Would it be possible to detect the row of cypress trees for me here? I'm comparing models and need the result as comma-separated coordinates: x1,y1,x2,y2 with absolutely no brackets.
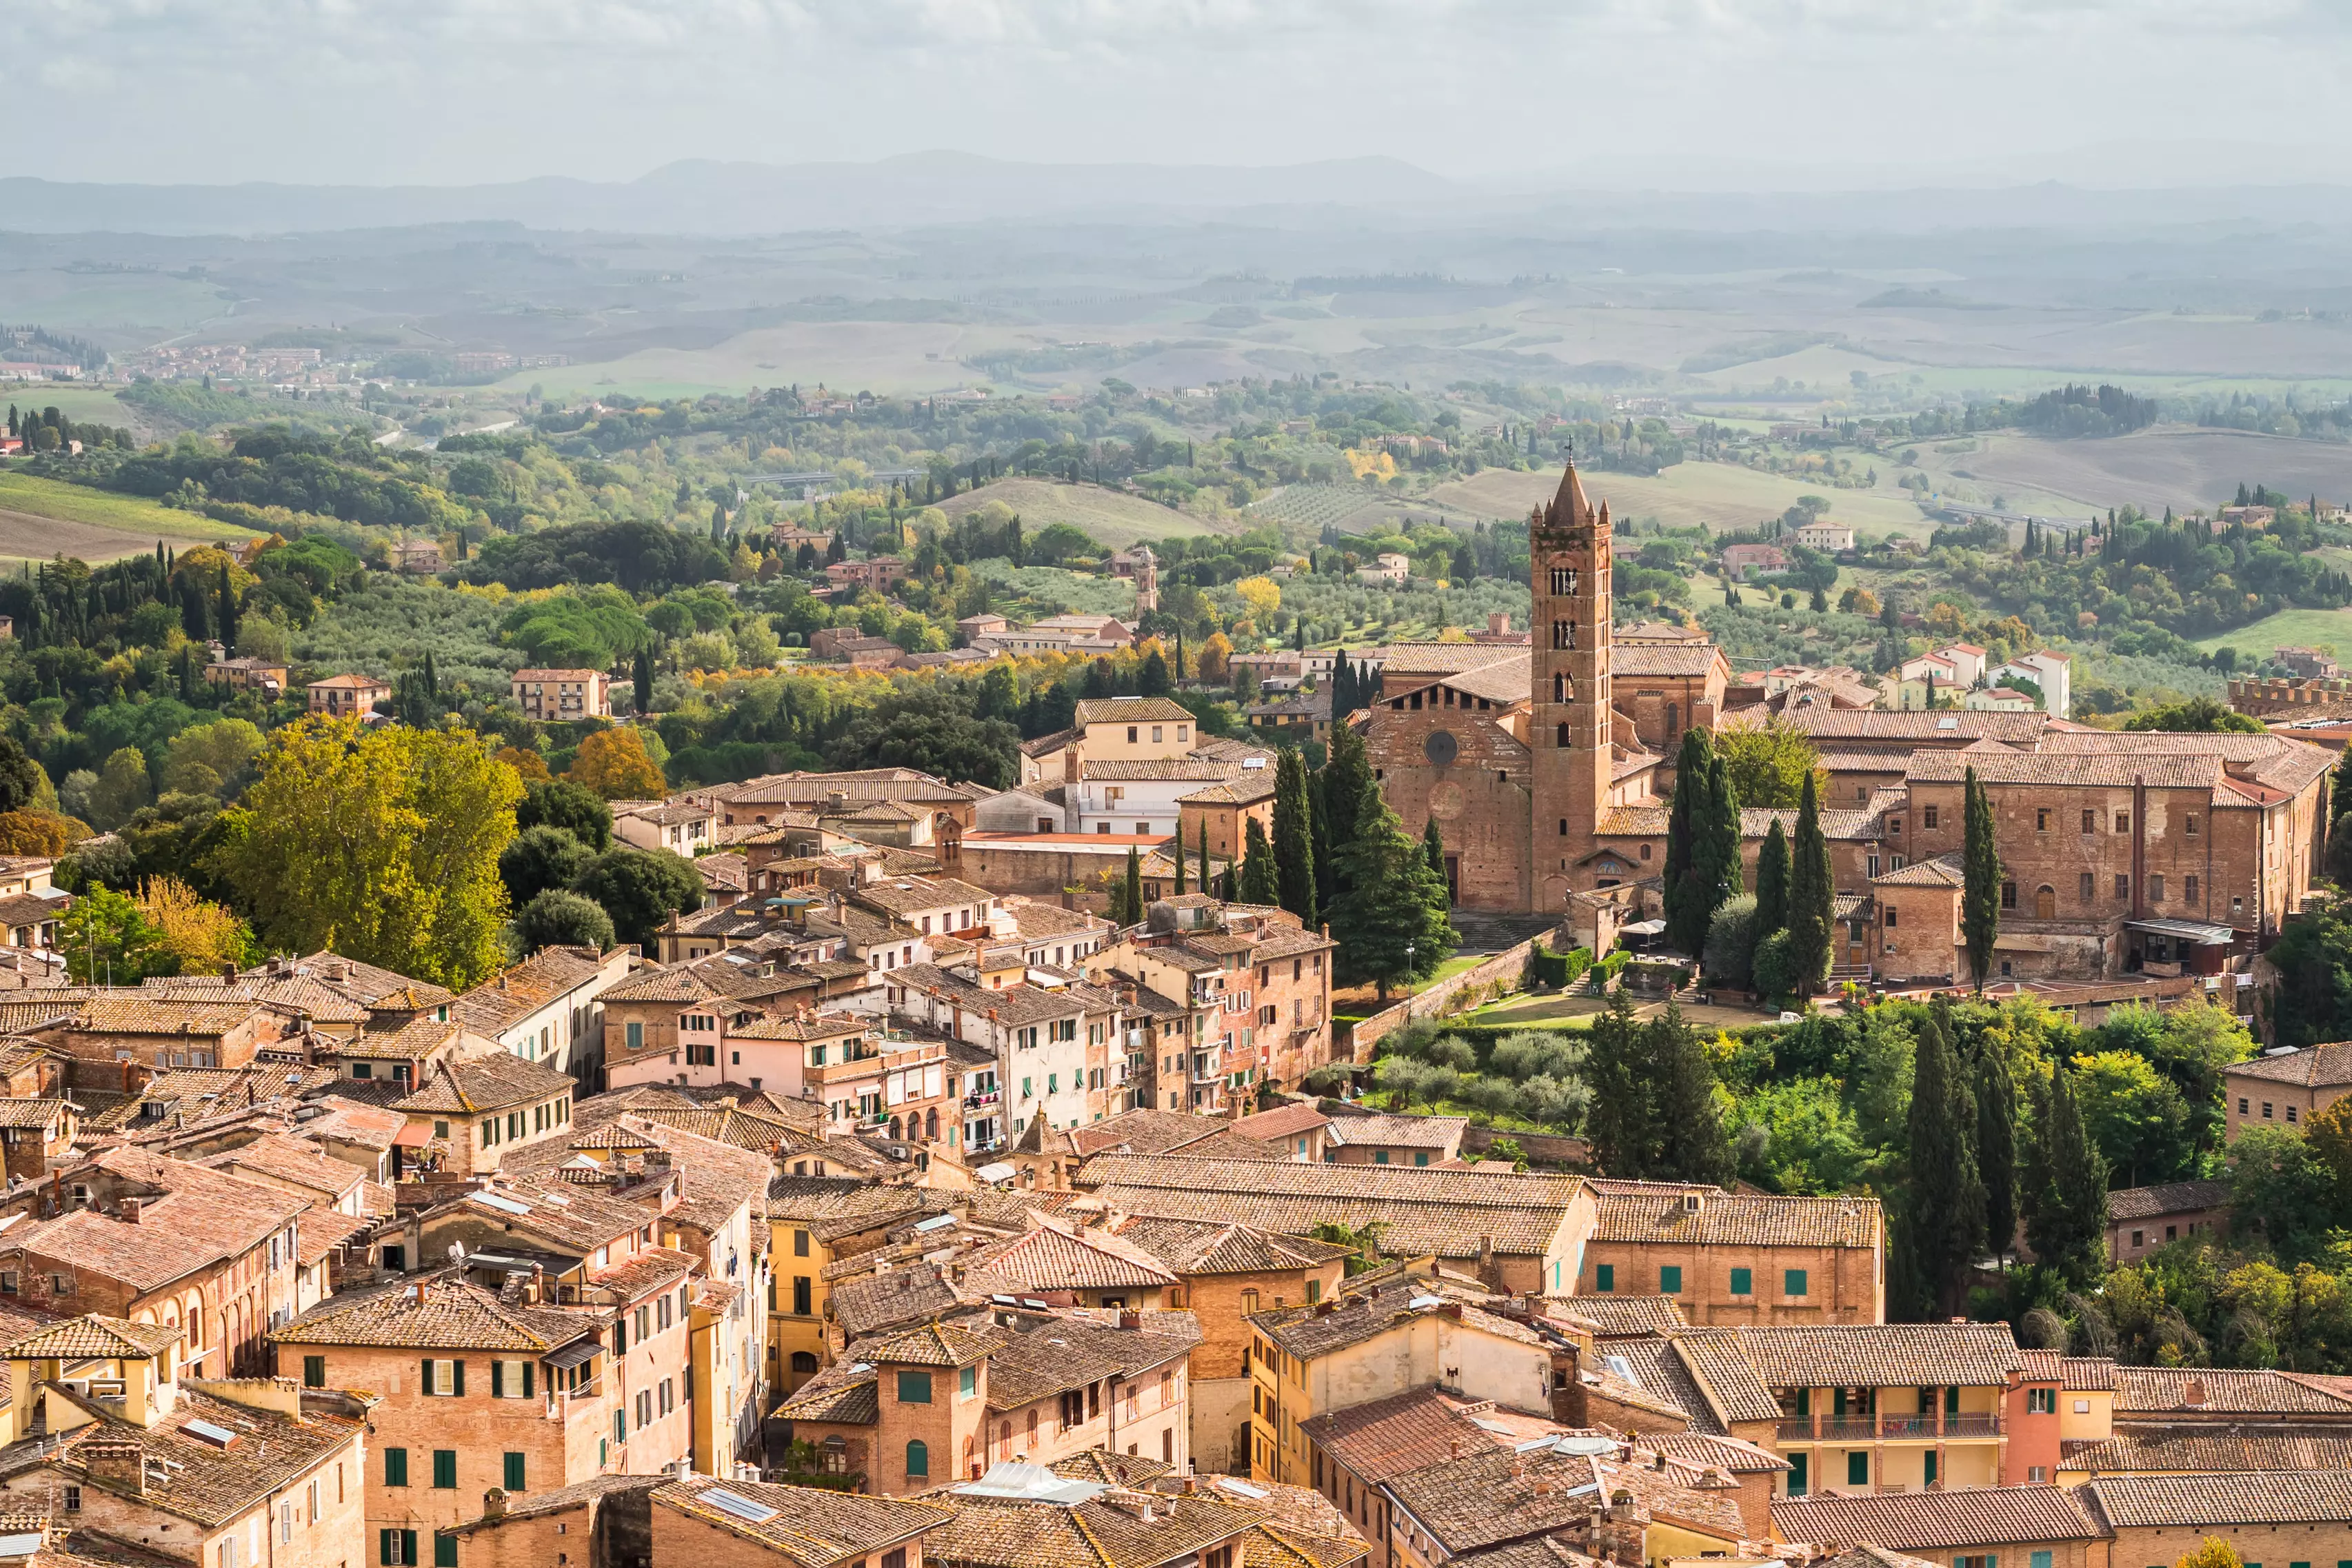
1663,729,1837,994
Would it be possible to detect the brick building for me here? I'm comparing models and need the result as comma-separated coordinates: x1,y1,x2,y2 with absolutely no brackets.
0,1316,371,1568
1771,1485,2105,1568
2224,1041,2352,1140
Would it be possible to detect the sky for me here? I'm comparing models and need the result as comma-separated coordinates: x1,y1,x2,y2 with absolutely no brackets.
16,0,2352,190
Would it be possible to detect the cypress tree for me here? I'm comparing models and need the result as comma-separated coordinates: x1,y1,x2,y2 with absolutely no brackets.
1904,1007,1986,1318
1651,1001,1734,1185
1272,748,1316,924
217,563,239,653
1753,817,1791,941
1785,771,1834,996
1119,845,1143,926
1173,824,1187,896
634,645,657,714
1197,818,1210,898
1976,1042,2020,1265
1240,816,1279,906
1962,765,2001,990
1705,754,1743,904
1662,730,1713,954
1320,723,1373,908
2023,1067,2109,1285
1218,863,1237,901
1582,990,1654,1178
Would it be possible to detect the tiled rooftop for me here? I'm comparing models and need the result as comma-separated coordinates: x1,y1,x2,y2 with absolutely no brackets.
1770,1485,2102,1551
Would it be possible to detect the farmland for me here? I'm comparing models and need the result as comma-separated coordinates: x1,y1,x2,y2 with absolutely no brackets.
936,477,1236,552
1915,428,2352,519
1429,462,1933,539
0,473,253,563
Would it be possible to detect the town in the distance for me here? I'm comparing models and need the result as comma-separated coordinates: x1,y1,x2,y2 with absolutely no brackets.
6,217,2352,1568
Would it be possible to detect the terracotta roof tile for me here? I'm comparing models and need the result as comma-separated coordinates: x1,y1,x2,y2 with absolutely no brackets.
651,1474,952,1567
1591,1188,1881,1248
2059,1431,2352,1475
2112,1365,2352,1416
2082,1470,2352,1527
1769,1486,2103,1552
271,1271,600,1351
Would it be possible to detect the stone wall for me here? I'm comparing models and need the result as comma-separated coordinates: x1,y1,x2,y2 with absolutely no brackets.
1345,925,1566,1062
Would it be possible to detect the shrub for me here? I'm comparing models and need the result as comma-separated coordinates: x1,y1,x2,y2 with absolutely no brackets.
514,889,616,952
1702,894,1760,989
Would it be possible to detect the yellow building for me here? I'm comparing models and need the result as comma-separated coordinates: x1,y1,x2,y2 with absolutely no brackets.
1246,1271,1575,1487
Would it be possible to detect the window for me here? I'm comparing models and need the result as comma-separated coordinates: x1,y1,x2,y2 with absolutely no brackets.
625,1022,643,1052
1785,1269,1808,1296
503,1453,525,1492
2000,881,2017,909
2082,808,2097,833
2080,871,2095,901
898,1370,934,1404
423,1358,463,1396
2240,1097,2250,1114
2029,1467,2049,1483
1594,1264,1614,1292
303,1356,325,1388
1787,1452,1807,1496
432,1450,456,1489
961,1365,977,1398
2185,874,2199,903
793,1276,812,1316
385,1448,410,1487
2150,874,2165,902
1922,805,1939,829
2036,809,2049,831
1884,906,1898,928
2115,812,2129,833
379,1531,417,1567
434,1537,456,1568
1846,1451,1869,1487
1730,1267,1752,1295
2073,1398,2090,1414
63,1487,79,1514
2185,814,2198,836
906,1439,929,1478
2115,874,2130,899
1659,1265,1682,1294
2027,1387,2056,1414
492,1360,532,1398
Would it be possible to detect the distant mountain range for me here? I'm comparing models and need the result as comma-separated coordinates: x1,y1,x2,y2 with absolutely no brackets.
0,152,1458,237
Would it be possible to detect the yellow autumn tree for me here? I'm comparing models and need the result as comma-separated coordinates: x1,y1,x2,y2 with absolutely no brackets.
568,727,665,800
137,876,257,977
0,810,88,857
2173,1539,2242,1568
496,745,552,783
1234,576,1282,626
1196,632,1234,682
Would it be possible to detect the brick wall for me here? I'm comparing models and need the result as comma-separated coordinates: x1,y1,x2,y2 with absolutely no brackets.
1364,698,1534,913
1347,929,1561,1063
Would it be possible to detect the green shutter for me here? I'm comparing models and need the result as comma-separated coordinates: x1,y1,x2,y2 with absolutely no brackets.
421,1358,434,1396
1846,1451,1867,1486
1785,1269,1808,1296
403,1531,418,1567
433,1537,456,1568
1594,1264,1614,1292
452,1360,465,1396
304,1356,325,1389
1730,1267,1751,1295
385,1448,408,1487
1787,1452,1806,1496
433,1450,456,1489
503,1453,525,1492
1660,1265,1682,1294
523,1363,534,1398
381,1530,398,1565
491,1361,504,1398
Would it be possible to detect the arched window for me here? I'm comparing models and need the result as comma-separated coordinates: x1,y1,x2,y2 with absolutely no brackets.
2036,885,2056,919
905,1439,929,1478
791,1351,818,1374
1666,703,1680,736
1553,672,1567,702
1556,722,1571,747
888,1115,902,1140
925,1108,938,1140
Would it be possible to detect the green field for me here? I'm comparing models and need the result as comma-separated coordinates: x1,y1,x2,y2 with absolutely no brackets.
0,473,253,563
938,476,1236,552
0,385,137,430
2193,607,2352,658
1430,462,1934,539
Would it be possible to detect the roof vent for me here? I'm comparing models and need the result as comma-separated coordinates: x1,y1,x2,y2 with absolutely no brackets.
2183,1377,2207,1407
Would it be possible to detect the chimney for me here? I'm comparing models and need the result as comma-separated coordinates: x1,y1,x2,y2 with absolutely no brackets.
483,1488,507,1522
1119,1311,1140,1330
119,1197,141,1225
221,962,237,984
82,1440,147,1496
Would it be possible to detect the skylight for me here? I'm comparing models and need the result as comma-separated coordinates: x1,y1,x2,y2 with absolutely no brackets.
700,1489,777,1525
470,1192,533,1216
183,1419,239,1449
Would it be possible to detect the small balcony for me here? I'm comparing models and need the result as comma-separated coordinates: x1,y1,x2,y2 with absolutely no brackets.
1776,1411,2003,1443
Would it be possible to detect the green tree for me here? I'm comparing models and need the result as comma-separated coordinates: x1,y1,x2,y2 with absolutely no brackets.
1976,1043,2020,1264
1705,754,1744,906
1197,818,1211,898
86,747,153,832
1651,1001,1734,1185
1118,845,1144,925
825,683,1020,790
1661,730,1711,953
1962,765,2001,990
1330,774,1456,998
571,846,703,951
1785,770,1834,996
1318,722,1372,909
2071,1048,2195,1187
1582,990,1655,1178
1239,816,1280,906
0,736,46,816
1753,818,1791,941
2022,1066,2110,1285
514,887,615,951
218,718,523,988
1904,1007,1985,1318
1422,815,1449,911
1716,718,1825,809
2122,697,2263,734
499,825,596,909
1273,747,1316,924
516,779,613,850
56,883,168,983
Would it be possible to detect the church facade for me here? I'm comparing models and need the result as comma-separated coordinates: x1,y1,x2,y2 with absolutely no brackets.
1357,462,2333,981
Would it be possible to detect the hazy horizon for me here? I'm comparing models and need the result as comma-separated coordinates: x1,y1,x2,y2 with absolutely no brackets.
12,1,2350,192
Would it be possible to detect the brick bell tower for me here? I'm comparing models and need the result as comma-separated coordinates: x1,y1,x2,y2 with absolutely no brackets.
1530,459,1613,909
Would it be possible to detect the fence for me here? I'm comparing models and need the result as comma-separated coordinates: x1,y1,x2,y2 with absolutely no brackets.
1344,923,1572,1062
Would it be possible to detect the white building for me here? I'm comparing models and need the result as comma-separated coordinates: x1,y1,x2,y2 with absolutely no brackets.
1791,522,1857,552
1354,552,1411,586
453,943,637,1084
1989,649,2073,717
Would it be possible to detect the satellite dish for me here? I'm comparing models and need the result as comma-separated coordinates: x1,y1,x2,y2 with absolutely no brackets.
448,1243,465,1262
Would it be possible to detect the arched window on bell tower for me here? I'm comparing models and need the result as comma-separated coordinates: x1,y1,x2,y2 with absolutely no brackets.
1556,721,1571,747
1553,672,1567,703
